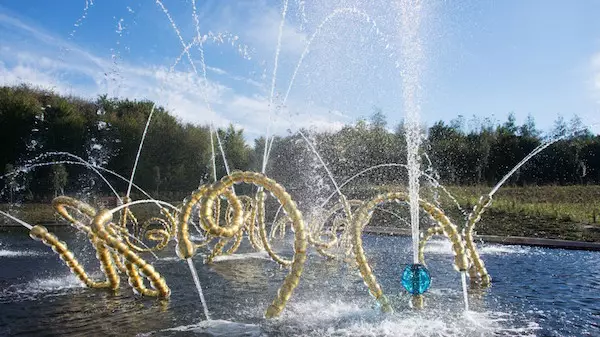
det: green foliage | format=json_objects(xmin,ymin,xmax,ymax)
[
  {"xmin": 0, "ymin": 85, "xmax": 250, "ymax": 200},
  {"xmin": 0, "ymin": 86, "xmax": 41, "ymax": 173},
  {"xmin": 51, "ymin": 164, "xmax": 68, "ymax": 197},
  {"xmin": 1, "ymin": 85, "xmax": 599, "ymax": 203},
  {"xmin": 446, "ymin": 185, "xmax": 600, "ymax": 241}
]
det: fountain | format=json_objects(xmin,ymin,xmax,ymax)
[{"xmin": 0, "ymin": 1, "xmax": 599, "ymax": 336}]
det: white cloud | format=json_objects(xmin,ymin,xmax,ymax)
[
  {"xmin": 207, "ymin": 66, "xmax": 227, "ymax": 75},
  {"xmin": 205, "ymin": 64, "xmax": 264, "ymax": 89},
  {"xmin": 247, "ymin": 13, "xmax": 308, "ymax": 57},
  {"xmin": 0, "ymin": 7, "xmax": 349, "ymax": 141},
  {"xmin": 0, "ymin": 61, "xmax": 65, "ymax": 92}
]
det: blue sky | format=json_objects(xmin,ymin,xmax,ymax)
[{"xmin": 1, "ymin": 0, "xmax": 599, "ymax": 139}]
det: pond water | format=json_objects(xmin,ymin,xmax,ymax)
[{"xmin": 1, "ymin": 228, "xmax": 599, "ymax": 336}]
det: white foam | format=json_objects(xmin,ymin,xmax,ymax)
[
  {"xmin": 424, "ymin": 240, "xmax": 453, "ymax": 254},
  {"xmin": 211, "ymin": 252, "xmax": 271, "ymax": 262},
  {"xmin": 463, "ymin": 310, "xmax": 541, "ymax": 336},
  {"xmin": 428, "ymin": 287, "xmax": 460, "ymax": 296},
  {"xmin": 158, "ymin": 256, "xmax": 179, "ymax": 262},
  {"xmin": 327, "ymin": 313, "xmax": 538, "ymax": 337},
  {"xmin": 142, "ymin": 319, "xmax": 263, "ymax": 337},
  {"xmin": 424, "ymin": 240, "xmax": 530, "ymax": 255},
  {"xmin": 0, "ymin": 274, "xmax": 85, "ymax": 301},
  {"xmin": 282, "ymin": 299, "xmax": 371, "ymax": 322},
  {"xmin": 324, "ymin": 316, "xmax": 451, "ymax": 337},
  {"xmin": 274, "ymin": 300, "xmax": 540, "ymax": 337},
  {"xmin": 479, "ymin": 245, "xmax": 530, "ymax": 255},
  {"xmin": 26, "ymin": 274, "xmax": 84, "ymax": 292},
  {"xmin": 0, "ymin": 249, "xmax": 44, "ymax": 257}
]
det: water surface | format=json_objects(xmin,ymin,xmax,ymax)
[{"xmin": 1, "ymin": 228, "xmax": 599, "ymax": 336}]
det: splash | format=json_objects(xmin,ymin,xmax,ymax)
[
  {"xmin": 187, "ymin": 258, "xmax": 211, "ymax": 321},
  {"xmin": 0, "ymin": 250, "xmax": 44, "ymax": 258},
  {"xmin": 397, "ymin": 0, "xmax": 426, "ymax": 265},
  {"xmin": 261, "ymin": 0, "xmax": 289, "ymax": 174},
  {"xmin": 145, "ymin": 319, "xmax": 263, "ymax": 337}
]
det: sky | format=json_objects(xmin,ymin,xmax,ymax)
[{"xmin": 0, "ymin": 0, "xmax": 599, "ymax": 140}]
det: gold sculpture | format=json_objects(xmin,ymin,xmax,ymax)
[
  {"xmin": 24, "ymin": 170, "xmax": 493, "ymax": 318},
  {"xmin": 351, "ymin": 192, "xmax": 469, "ymax": 312},
  {"xmin": 177, "ymin": 171, "xmax": 308, "ymax": 318}
]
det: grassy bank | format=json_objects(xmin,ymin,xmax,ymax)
[
  {"xmin": 2, "ymin": 185, "xmax": 600, "ymax": 242},
  {"xmin": 445, "ymin": 185, "xmax": 600, "ymax": 242},
  {"xmin": 0, "ymin": 202, "xmax": 173, "ymax": 227},
  {"xmin": 0, "ymin": 203, "xmax": 57, "ymax": 226}
]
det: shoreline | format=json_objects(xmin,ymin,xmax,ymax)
[
  {"xmin": 362, "ymin": 226, "xmax": 600, "ymax": 251},
  {"xmin": 3, "ymin": 223, "xmax": 600, "ymax": 251}
]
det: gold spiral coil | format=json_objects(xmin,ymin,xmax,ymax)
[
  {"xmin": 178, "ymin": 171, "xmax": 308, "ymax": 318},
  {"xmin": 351, "ymin": 192, "xmax": 469, "ymax": 313}
]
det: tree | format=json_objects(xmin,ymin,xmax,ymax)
[
  {"xmin": 552, "ymin": 115, "xmax": 568, "ymax": 138},
  {"xmin": 153, "ymin": 166, "xmax": 161, "ymax": 196},
  {"xmin": 4, "ymin": 163, "xmax": 17, "ymax": 203},
  {"xmin": 370, "ymin": 108, "xmax": 387, "ymax": 129},
  {"xmin": 519, "ymin": 114, "xmax": 540, "ymax": 138},
  {"xmin": 449, "ymin": 115, "xmax": 465, "ymax": 133},
  {"xmin": 569, "ymin": 115, "xmax": 592, "ymax": 139},
  {"xmin": 217, "ymin": 124, "xmax": 252, "ymax": 175},
  {"xmin": 499, "ymin": 112, "xmax": 518, "ymax": 135},
  {"xmin": 51, "ymin": 164, "xmax": 68, "ymax": 197},
  {"xmin": 2, "ymin": 83, "xmax": 600, "ymax": 196}
]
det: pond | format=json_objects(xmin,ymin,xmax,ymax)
[{"xmin": 1, "ymin": 228, "xmax": 599, "ymax": 336}]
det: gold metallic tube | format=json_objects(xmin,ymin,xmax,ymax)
[
  {"xmin": 417, "ymin": 226, "xmax": 444, "ymax": 266},
  {"xmin": 111, "ymin": 250, "xmax": 127, "ymax": 274},
  {"xmin": 161, "ymin": 208, "xmax": 178, "ymax": 238},
  {"xmin": 124, "ymin": 261, "xmax": 161, "ymax": 297},
  {"xmin": 224, "ymin": 229, "xmax": 244, "ymax": 255},
  {"xmin": 123, "ymin": 217, "xmax": 170, "ymax": 252},
  {"xmin": 52, "ymin": 197, "xmax": 121, "ymax": 288},
  {"xmin": 206, "ymin": 238, "xmax": 229, "ymax": 263},
  {"xmin": 419, "ymin": 200, "xmax": 469, "ymax": 272},
  {"xmin": 105, "ymin": 224, "xmax": 128, "ymax": 274},
  {"xmin": 52, "ymin": 196, "xmax": 96, "ymax": 233},
  {"xmin": 352, "ymin": 192, "xmax": 469, "ymax": 313},
  {"xmin": 256, "ymin": 190, "xmax": 292, "ymax": 267},
  {"xmin": 176, "ymin": 186, "xmax": 209, "ymax": 259},
  {"xmin": 118, "ymin": 196, "xmax": 140, "ymax": 237},
  {"xmin": 179, "ymin": 171, "xmax": 307, "ymax": 318},
  {"xmin": 29, "ymin": 225, "xmax": 116, "ymax": 289},
  {"xmin": 270, "ymin": 213, "xmax": 288, "ymax": 240},
  {"xmin": 247, "ymin": 201, "xmax": 263, "ymax": 251},
  {"xmin": 91, "ymin": 234, "xmax": 121, "ymax": 290},
  {"xmin": 91, "ymin": 210, "xmax": 171, "ymax": 298},
  {"xmin": 198, "ymin": 180, "xmax": 244, "ymax": 238},
  {"xmin": 308, "ymin": 199, "xmax": 362, "ymax": 259},
  {"xmin": 411, "ymin": 295, "xmax": 424, "ymax": 309},
  {"xmin": 464, "ymin": 195, "xmax": 493, "ymax": 285}
]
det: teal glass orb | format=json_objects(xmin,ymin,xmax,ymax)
[{"xmin": 401, "ymin": 264, "xmax": 431, "ymax": 295}]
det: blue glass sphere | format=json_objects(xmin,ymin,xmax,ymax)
[{"xmin": 401, "ymin": 264, "xmax": 431, "ymax": 295}]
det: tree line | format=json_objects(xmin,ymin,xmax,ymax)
[{"xmin": 1, "ymin": 85, "xmax": 599, "ymax": 202}]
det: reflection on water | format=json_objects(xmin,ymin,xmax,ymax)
[{"xmin": 0, "ymin": 228, "xmax": 599, "ymax": 336}]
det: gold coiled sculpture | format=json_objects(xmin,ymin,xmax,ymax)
[
  {"xmin": 26, "ymin": 170, "xmax": 494, "ymax": 318},
  {"xmin": 176, "ymin": 171, "xmax": 308, "ymax": 318},
  {"xmin": 464, "ymin": 195, "xmax": 493, "ymax": 286},
  {"xmin": 42, "ymin": 196, "xmax": 172, "ymax": 297},
  {"xmin": 415, "ymin": 194, "xmax": 493, "ymax": 286},
  {"xmin": 351, "ymin": 192, "xmax": 470, "ymax": 312}
]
